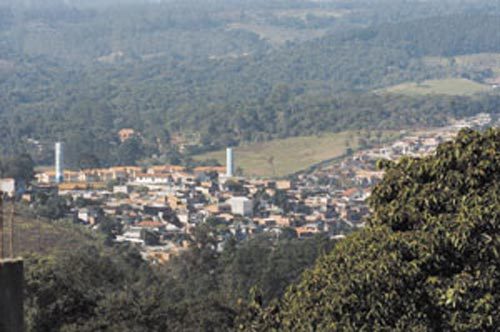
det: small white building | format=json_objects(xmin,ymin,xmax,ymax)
[
  {"xmin": 228, "ymin": 197, "xmax": 253, "ymax": 217},
  {"xmin": 113, "ymin": 185, "xmax": 130, "ymax": 194},
  {"xmin": 177, "ymin": 210, "xmax": 190, "ymax": 224},
  {"xmin": 133, "ymin": 174, "xmax": 172, "ymax": 185},
  {"xmin": 116, "ymin": 226, "xmax": 145, "ymax": 245},
  {"xmin": 0, "ymin": 178, "xmax": 18, "ymax": 197}
]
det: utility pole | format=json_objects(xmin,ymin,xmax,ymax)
[
  {"xmin": 37, "ymin": 216, "xmax": 41, "ymax": 252},
  {"xmin": 9, "ymin": 203, "xmax": 14, "ymax": 258}
]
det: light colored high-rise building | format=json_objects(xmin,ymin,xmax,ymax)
[
  {"xmin": 228, "ymin": 197, "xmax": 253, "ymax": 217},
  {"xmin": 55, "ymin": 142, "xmax": 64, "ymax": 183},
  {"xmin": 226, "ymin": 147, "xmax": 234, "ymax": 177}
]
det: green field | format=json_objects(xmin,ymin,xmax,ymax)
[
  {"xmin": 382, "ymin": 78, "xmax": 493, "ymax": 96},
  {"xmin": 194, "ymin": 131, "xmax": 397, "ymax": 178}
]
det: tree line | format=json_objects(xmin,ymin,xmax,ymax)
[{"xmin": 24, "ymin": 229, "xmax": 336, "ymax": 331}]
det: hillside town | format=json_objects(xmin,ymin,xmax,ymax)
[{"xmin": 0, "ymin": 113, "xmax": 496, "ymax": 264}]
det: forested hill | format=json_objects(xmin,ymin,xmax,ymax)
[
  {"xmin": 397, "ymin": 15, "xmax": 499, "ymax": 57},
  {"xmin": 1, "ymin": 1, "xmax": 500, "ymax": 167},
  {"xmin": 333, "ymin": 14, "xmax": 500, "ymax": 57},
  {"xmin": 245, "ymin": 14, "xmax": 500, "ymax": 90}
]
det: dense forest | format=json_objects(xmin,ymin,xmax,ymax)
[
  {"xmin": 22, "ymin": 128, "xmax": 500, "ymax": 331},
  {"xmin": 1, "ymin": 0, "xmax": 500, "ymax": 167},
  {"xmin": 24, "ymin": 228, "xmax": 336, "ymax": 331}
]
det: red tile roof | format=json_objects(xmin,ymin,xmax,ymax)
[
  {"xmin": 342, "ymin": 188, "xmax": 360, "ymax": 197},
  {"xmin": 137, "ymin": 221, "xmax": 164, "ymax": 228}
]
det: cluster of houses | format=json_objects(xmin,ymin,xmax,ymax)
[
  {"xmin": 2, "ymin": 113, "xmax": 496, "ymax": 263},
  {"xmin": 30, "ymin": 161, "xmax": 366, "ymax": 263},
  {"xmin": 363, "ymin": 113, "xmax": 493, "ymax": 161}
]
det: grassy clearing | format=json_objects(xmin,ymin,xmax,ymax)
[
  {"xmin": 1, "ymin": 204, "xmax": 101, "ymax": 257},
  {"xmin": 451, "ymin": 53, "xmax": 500, "ymax": 82},
  {"xmin": 194, "ymin": 131, "xmax": 398, "ymax": 178},
  {"xmin": 382, "ymin": 78, "xmax": 493, "ymax": 96},
  {"xmin": 274, "ymin": 8, "xmax": 350, "ymax": 19},
  {"xmin": 227, "ymin": 8, "xmax": 348, "ymax": 45},
  {"xmin": 227, "ymin": 23, "xmax": 327, "ymax": 45},
  {"xmin": 423, "ymin": 53, "xmax": 500, "ymax": 83},
  {"xmin": 424, "ymin": 53, "xmax": 500, "ymax": 74},
  {"xmin": 453, "ymin": 53, "xmax": 500, "ymax": 68}
]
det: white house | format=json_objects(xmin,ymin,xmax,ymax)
[
  {"xmin": 227, "ymin": 197, "xmax": 253, "ymax": 217},
  {"xmin": 0, "ymin": 178, "xmax": 24, "ymax": 197},
  {"xmin": 133, "ymin": 174, "xmax": 172, "ymax": 185}
]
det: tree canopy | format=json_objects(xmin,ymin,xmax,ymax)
[
  {"xmin": 24, "ymin": 228, "xmax": 336, "ymax": 331},
  {"xmin": 0, "ymin": 154, "xmax": 35, "ymax": 182}
]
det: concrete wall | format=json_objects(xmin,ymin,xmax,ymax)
[{"xmin": 0, "ymin": 259, "xmax": 24, "ymax": 332}]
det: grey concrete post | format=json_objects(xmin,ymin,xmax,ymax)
[{"xmin": 0, "ymin": 258, "xmax": 24, "ymax": 332}]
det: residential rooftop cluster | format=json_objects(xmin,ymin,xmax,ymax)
[
  {"xmin": 33, "ymin": 162, "xmax": 355, "ymax": 263},
  {"xmin": 1, "ymin": 113, "xmax": 496, "ymax": 264}
]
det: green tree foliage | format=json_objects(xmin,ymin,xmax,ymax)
[
  {"xmin": 77, "ymin": 153, "xmax": 101, "ymax": 170},
  {"xmin": 32, "ymin": 193, "xmax": 70, "ymax": 220},
  {"xmin": 0, "ymin": 153, "xmax": 35, "ymax": 182},
  {"xmin": 24, "ymin": 227, "xmax": 335, "ymax": 331},
  {"xmin": 24, "ymin": 245, "xmax": 148, "ymax": 332},
  {"xmin": 116, "ymin": 137, "xmax": 146, "ymax": 166},
  {"xmin": 98, "ymin": 216, "xmax": 123, "ymax": 242},
  {"xmin": 246, "ymin": 128, "xmax": 499, "ymax": 331}
]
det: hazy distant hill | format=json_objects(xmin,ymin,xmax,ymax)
[{"xmin": 0, "ymin": 0, "xmax": 500, "ymax": 167}]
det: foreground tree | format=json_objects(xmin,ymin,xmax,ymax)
[
  {"xmin": 24, "ymin": 227, "xmax": 334, "ymax": 331},
  {"xmin": 246, "ymin": 128, "xmax": 499, "ymax": 331},
  {"xmin": 0, "ymin": 153, "xmax": 35, "ymax": 182}
]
